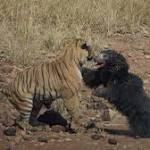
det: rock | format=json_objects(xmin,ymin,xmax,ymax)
[
  {"xmin": 22, "ymin": 134, "xmax": 32, "ymax": 141},
  {"xmin": 39, "ymin": 142, "xmax": 45, "ymax": 146},
  {"xmin": 51, "ymin": 125, "xmax": 66, "ymax": 133},
  {"xmin": 143, "ymin": 79, "xmax": 149, "ymax": 84},
  {"xmin": 108, "ymin": 138, "xmax": 117, "ymax": 145},
  {"xmin": 145, "ymin": 55, "xmax": 150, "ymax": 59},
  {"xmin": 91, "ymin": 134, "xmax": 100, "ymax": 140},
  {"xmin": 37, "ymin": 137, "xmax": 48, "ymax": 143},
  {"xmin": 57, "ymin": 139, "xmax": 63, "ymax": 142},
  {"xmin": 28, "ymin": 127, "xmax": 40, "ymax": 132},
  {"xmin": 44, "ymin": 125, "xmax": 51, "ymax": 132},
  {"xmin": 50, "ymin": 139, "xmax": 56, "ymax": 142},
  {"xmin": 4, "ymin": 127, "xmax": 16, "ymax": 136},
  {"xmin": 64, "ymin": 138, "xmax": 72, "ymax": 142},
  {"xmin": 84, "ymin": 120, "xmax": 96, "ymax": 130},
  {"xmin": 101, "ymin": 109, "xmax": 111, "ymax": 121},
  {"xmin": 29, "ymin": 128, "xmax": 39, "ymax": 133},
  {"xmin": 49, "ymin": 134, "xmax": 61, "ymax": 140},
  {"xmin": 123, "ymin": 145, "xmax": 127, "ymax": 149}
]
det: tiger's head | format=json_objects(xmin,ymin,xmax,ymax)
[
  {"xmin": 76, "ymin": 38, "xmax": 93, "ymax": 66},
  {"xmin": 62, "ymin": 38, "xmax": 94, "ymax": 66}
]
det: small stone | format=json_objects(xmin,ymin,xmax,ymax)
[
  {"xmin": 95, "ymin": 114, "xmax": 101, "ymax": 118},
  {"xmin": 103, "ymin": 45, "xmax": 109, "ymax": 49},
  {"xmin": 51, "ymin": 125, "xmax": 66, "ymax": 133},
  {"xmin": 44, "ymin": 125, "xmax": 51, "ymax": 131},
  {"xmin": 0, "ymin": 51, "xmax": 4, "ymax": 54},
  {"xmin": 50, "ymin": 139, "xmax": 56, "ymax": 142},
  {"xmin": 101, "ymin": 109, "xmax": 111, "ymax": 121},
  {"xmin": 28, "ymin": 127, "xmax": 39, "ymax": 132},
  {"xmin": 50, "ymin": 134, "xmax": 60, "ymax": 140},
  {"xmin": 123, "ymin": 145, "xmax": 127, "ymax": 149},
  {"xmin": 145, "ymin": 55, "xmax": 150, "ymax": 59},
  {"xmin": 108, "ymin": 138, "xmax": 117, "ymax": 145},
  {"xmin": 39, "ymin": 143, "xmax": 45, "ymax": 146},
  {"xmin": 4, "ymin": 127, "xmax": 16, "ymax": 136},
  {"xmin": 38, "ymin": 137, "xmax": 48, "ymax": 143},
  {"xmin": 143, "ymin": 79, "xmax": 149, "ymax": 84},
  {"xmin": 22, "ymin": 134, "xmax": 32, "ymax": 141},
  {"xmin": 91, "ymin": 134, "xmax": 100, "ymax": 140},
  {"xmin": 64, "ymin": 138, "xmax": 72, "ymax": 142},
  {"xmin": 57, "ymin": 139, "xmax": 63, "ymax": 142},
  {"xmin": 84, "ymin": 120, "xmax": 96, "ymax": 130}
]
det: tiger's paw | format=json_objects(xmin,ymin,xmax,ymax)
[
  {"xmin": 69, "ymin": 119, "xmax": 84, "ymax": 133},
  {"xmin": 15, "ymin": 120, "xmax": 32, "ymax": 134}
]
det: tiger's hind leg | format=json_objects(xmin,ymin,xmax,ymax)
[{"xmin": 15, "ymin": 98, "xmax": 33, "ymax": 132}]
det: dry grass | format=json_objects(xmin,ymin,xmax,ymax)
[{"xmin": 0, "ymin": 0, "xmax": 149, "ymax": 66}]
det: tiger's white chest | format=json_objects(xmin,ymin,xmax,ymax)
[{"xmin": 75, "ymin": 66, "xmax": 82, "ymax": 80}]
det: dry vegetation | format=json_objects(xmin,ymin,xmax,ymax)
[{"xmin": 0, "ymin": 0, "xmax": 149, "ymax": 66}]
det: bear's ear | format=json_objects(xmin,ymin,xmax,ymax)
[{"xmin": 81, "ymin": 42, "xmax": 92, "ymax": 51}]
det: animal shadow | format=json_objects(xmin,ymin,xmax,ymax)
[{"xmin": 38, "ymin": 109, "xmax": 68, "ymax": 127}]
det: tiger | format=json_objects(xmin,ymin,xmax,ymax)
[{"xmin": 1, "ymin": 38, "xmax": 93, "ymax": 131}]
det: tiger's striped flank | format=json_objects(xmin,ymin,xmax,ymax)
[{"xmin": 1, "ymin": 38, "xmax": 93, "ymax": 129}]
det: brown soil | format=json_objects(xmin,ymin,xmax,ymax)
[{"xmin": 0, "ymin": 34, "xmax": 150, "ymax": 150}]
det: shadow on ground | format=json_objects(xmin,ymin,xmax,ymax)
[{"xmin": 38, "ymin": 110, "xmax": 68, "ymax": 127}]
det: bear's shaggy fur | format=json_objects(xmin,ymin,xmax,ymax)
[{"xmin": 83, "ymin": 49, "xmax": 150, "ymax": 137}]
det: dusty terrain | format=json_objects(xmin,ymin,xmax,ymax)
[{"xmin": 0, "ymin": 34, "xmax": 150, "ymax": 150}]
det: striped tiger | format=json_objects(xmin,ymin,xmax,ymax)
[{"xmin": 1, "ymin": 38, "xmax": 93, "ymax": 130}]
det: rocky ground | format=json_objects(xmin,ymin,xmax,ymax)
[{"xmin": 0, "ymin": 34, "xmax": 150, "ymax": 150}]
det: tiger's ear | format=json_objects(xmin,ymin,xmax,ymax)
[{"xmin": 81, "ymin": 42, "xmax": 92, "ymax": 51}]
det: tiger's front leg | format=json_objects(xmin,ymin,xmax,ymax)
[
  {"xmin": 16, "ymin": 118, "xmax": 32, "ymax": 133},
  {"xmin": 64, "ymin": 95, "xmax": 81, "ymax": 130}
]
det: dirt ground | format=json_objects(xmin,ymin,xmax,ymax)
[{"xmin": 0, "ymin": 34, "xmax": 150, "ymax": 150}]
